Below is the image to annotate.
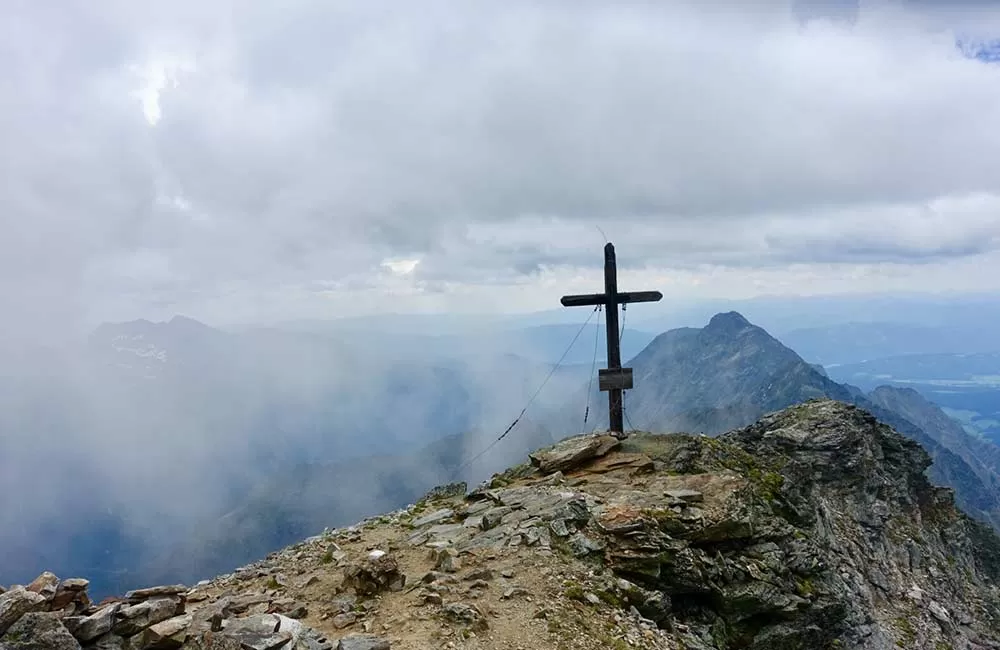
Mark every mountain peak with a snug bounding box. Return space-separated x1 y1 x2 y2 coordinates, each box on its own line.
6 402 999 649
705 310 752 334
167 315 215 332
611 312 849 435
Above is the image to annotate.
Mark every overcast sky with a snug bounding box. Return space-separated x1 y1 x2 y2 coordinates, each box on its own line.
2 0 1000 337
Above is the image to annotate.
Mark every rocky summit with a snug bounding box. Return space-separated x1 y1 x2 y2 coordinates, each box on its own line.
5 400 1000 650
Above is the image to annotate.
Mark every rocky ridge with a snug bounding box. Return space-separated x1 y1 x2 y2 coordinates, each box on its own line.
4 399 1000 649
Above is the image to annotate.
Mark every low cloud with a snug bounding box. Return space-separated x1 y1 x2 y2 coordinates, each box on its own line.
3 1 1000 326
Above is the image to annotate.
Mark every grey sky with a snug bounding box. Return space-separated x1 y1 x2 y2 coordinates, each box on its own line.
2 0 1000 336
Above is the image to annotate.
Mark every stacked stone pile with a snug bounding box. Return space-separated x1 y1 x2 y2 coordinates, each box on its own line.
0 573 339 650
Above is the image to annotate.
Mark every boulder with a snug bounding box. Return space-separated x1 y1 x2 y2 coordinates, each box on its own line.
26 573 60 601
431 548 461 573
0 612 81 650
179 633 243 650
51 579 90 611
336 635 390 650
112 596 183 635
141 613 193 649
528 434 620 474
219 614 291 650
91 635 129 650
0 589 47 636
331 613 356 629
567 532 605 556
343 554 405 595
73 604 121 642
440 602 488 632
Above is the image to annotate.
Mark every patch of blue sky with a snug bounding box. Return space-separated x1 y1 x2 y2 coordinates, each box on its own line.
956 38 1000 63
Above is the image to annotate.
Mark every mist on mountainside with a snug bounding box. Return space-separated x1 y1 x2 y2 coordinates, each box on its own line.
0 315 600 596
6 293 1000 597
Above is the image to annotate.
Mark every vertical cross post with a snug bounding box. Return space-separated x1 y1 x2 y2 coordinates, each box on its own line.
602 244 625 435
560 242 662 437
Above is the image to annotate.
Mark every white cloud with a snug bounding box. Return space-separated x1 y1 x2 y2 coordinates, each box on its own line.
2 0 1000 333
129 53 196 126
381 258 421 276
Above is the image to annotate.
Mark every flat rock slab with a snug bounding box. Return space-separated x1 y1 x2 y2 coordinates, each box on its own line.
112 596 181 635
665 489 705 503
528 435 620 474
410 509 454 528
583 453 655 475
141 613 192 649
124 585 187 602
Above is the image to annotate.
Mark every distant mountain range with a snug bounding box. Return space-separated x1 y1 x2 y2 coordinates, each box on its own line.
826 351 1000 443
4 308 1000 599
779 322 1000 366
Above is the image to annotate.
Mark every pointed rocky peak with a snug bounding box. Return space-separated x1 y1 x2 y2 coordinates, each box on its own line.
611 312 851 436
167 315 215 333
725 399 932 487
871 384 923 402
704 310 753 335
92 316 217 340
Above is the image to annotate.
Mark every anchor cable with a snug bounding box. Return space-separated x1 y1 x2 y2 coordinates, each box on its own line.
623 392 638 433
447 305 600 481
619 303 627 346
583 305 602 428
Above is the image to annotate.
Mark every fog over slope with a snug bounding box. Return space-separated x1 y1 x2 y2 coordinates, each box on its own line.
0 316 594 595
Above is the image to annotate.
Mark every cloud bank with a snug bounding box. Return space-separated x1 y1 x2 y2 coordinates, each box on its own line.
2 0 1000 333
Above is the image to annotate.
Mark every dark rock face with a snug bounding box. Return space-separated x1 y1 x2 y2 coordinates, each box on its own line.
869 385 1000 519
396 399 1000 647
542 402 986 647
586 311 856 436
672 400 1000 649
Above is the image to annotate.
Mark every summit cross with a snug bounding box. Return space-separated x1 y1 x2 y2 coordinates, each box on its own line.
561 242 662 438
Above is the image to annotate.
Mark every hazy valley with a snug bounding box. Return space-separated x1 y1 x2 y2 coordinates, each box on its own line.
4 296 1000 603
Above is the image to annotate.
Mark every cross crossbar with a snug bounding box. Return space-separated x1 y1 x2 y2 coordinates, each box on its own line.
560 290 663 308
560 242 661 437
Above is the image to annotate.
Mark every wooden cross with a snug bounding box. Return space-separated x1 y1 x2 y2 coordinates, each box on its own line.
561 243 662 437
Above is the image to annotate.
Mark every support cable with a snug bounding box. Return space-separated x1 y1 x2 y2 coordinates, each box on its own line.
619 303 633 433
583 305 603 428
448 305 600 481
